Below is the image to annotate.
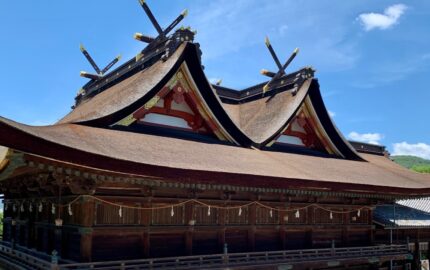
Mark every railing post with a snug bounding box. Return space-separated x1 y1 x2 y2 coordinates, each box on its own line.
51 250 59 270
223 243 228 264
406 236 410 251
331 240 335 256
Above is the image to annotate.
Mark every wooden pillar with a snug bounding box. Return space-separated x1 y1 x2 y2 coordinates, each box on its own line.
248 204 256 252
185 229 194 256
342 211 350 247
143 231 150 258
306 229 313 249
22 221 29 247
42 226 49 253
79 228 93 262
82 197 95 227
10 220 17 249
414 241 421 270
54 227 62 256
185 202 194 255
79 197 96 262
218 207 226 253
141 199 151 258
307 206 314 248
369 227 375 246
279 209 287 249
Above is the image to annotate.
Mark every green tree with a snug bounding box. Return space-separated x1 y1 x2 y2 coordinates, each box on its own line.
412 165 430 174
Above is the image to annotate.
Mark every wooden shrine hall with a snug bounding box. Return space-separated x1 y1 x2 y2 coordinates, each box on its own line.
1 1 430 269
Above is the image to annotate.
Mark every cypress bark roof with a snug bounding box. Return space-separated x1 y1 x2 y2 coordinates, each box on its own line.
1 116 430 196
0 41 428 197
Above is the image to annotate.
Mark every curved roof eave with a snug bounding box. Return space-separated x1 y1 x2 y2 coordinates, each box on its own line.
1 117 430 196
306 80 363 160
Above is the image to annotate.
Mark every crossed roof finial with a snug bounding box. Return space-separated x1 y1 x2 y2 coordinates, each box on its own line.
261 36 299 96
134 0 188 45
79 44 121 81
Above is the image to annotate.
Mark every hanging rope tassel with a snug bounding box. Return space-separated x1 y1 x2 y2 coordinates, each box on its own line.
238 207 242 216
357 209 361 217
207 206 211 216
29 203 33 213
171 206 175 217
68 204 73 216
330 211 333 220
20 204 25 212
119 206 123 218
295 210 300 218
51 204 56 215
269 209 273 218
38 202 43 213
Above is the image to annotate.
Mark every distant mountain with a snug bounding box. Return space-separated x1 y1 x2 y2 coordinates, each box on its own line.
392 155 430 174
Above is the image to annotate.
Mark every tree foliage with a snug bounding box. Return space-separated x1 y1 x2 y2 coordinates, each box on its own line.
392 155 430 174
412 165 430 174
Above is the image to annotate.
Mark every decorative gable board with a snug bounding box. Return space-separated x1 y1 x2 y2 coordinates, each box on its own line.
112 64 234 141
272 97 343 157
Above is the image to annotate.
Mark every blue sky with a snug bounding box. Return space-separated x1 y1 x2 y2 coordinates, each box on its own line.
0 1 429 159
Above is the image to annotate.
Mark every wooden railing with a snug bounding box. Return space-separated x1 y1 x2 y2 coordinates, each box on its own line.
0 244 52 270
58 245 410 270
0 244 410 270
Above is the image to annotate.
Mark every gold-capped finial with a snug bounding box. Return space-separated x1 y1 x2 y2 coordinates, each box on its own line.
265 36 270 47
294 48 300 54
79 44 85 52
80 71 87 77
263 84 270 93
260 69 269 75
116 54 122 61
139 0 145 5
182 9 188 17
134 33 143 40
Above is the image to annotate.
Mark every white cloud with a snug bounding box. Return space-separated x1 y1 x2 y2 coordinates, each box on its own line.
278 24 289 36
358 4 407 31
348 131 383 145
392 142 430 160
328 110 336 118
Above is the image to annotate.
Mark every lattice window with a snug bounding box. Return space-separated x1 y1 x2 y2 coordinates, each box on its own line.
350 209 369 224
283 209 307 224
95 202 140 225
256 206 279 224
151 205 185 225
62 202 82 225
194 205 218 225
314 208 343 224
226 207 248 224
